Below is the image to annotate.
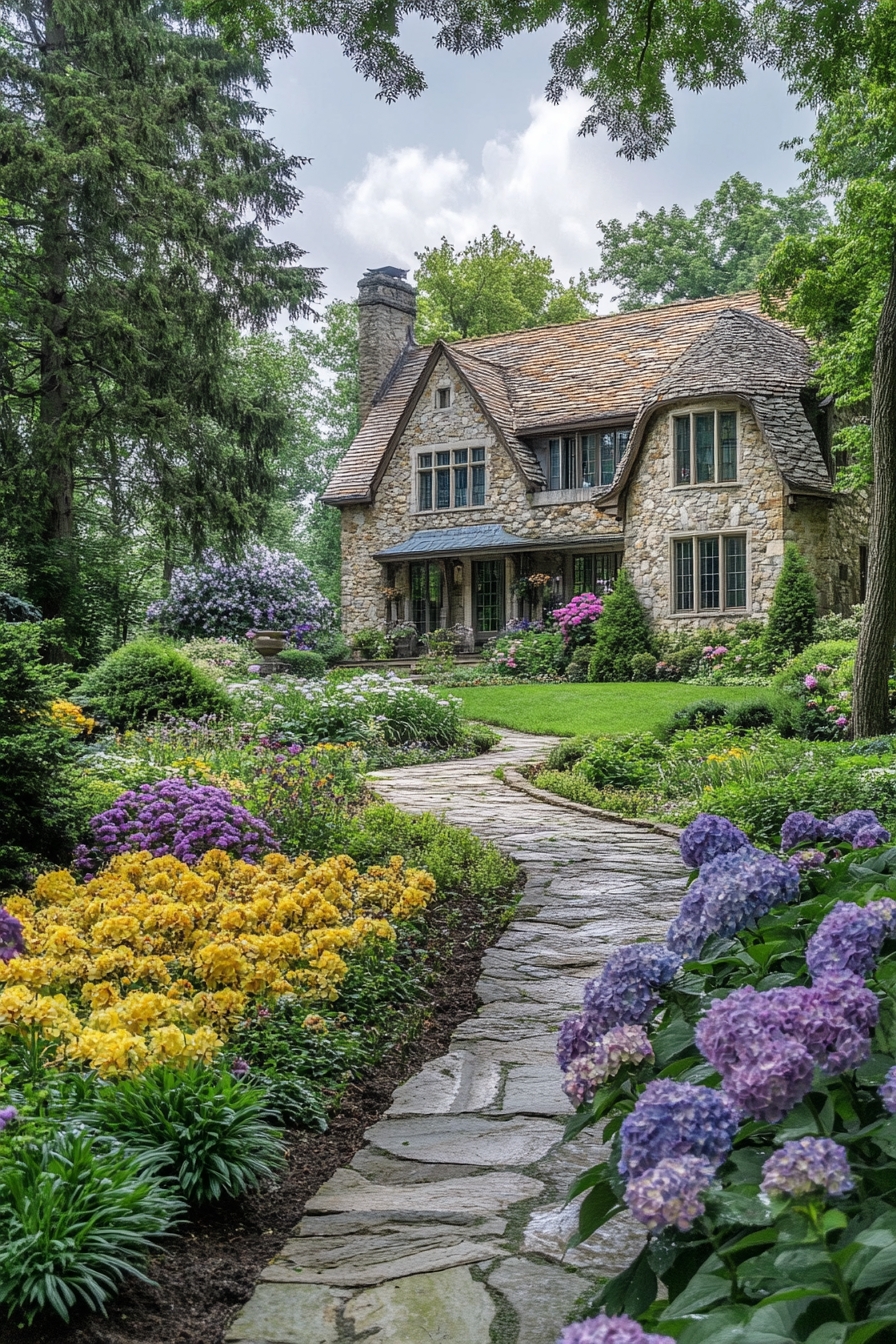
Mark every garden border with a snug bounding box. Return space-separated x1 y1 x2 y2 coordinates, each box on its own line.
497 765 683 839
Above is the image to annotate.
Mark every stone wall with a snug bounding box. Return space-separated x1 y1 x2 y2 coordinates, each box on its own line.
357 272 417 422
788 488 870 616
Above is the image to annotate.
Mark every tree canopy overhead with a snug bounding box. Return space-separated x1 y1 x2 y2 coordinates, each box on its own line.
598 173 829 311
414 228 599 341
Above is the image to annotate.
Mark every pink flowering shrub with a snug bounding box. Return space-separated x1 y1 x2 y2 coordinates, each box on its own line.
551 592 604 648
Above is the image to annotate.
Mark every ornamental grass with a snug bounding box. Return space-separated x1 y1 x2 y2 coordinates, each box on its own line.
0 848 435 1077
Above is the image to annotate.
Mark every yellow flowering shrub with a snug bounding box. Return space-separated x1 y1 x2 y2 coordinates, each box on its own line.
1 849 435 1077
50 699 96 736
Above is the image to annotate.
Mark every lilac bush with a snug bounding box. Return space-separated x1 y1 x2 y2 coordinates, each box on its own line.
760 1137 854 1200
624 1155 716 1231
582 944 681 1031
74 778 278 877
667 845 799 959
0 908 25 962
806 899 896 980
147 545 333 641
679 813 750 870
557 1314 673 1344
618 1079 740 1179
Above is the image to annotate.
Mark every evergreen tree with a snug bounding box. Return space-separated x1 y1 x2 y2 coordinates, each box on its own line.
588 570 654 683
0 0 321 647
764 543 818 661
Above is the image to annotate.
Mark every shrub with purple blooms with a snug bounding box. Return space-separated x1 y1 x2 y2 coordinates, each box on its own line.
555 807 896 1342
74 778 278 878
557 1314 672 1344
147 545 333 641
551 592 605 648
678 812 749 870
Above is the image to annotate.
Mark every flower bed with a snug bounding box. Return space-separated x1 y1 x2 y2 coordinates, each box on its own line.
554 808 896 1343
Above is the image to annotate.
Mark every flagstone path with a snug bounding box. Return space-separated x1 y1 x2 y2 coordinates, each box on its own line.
226 731 688 1344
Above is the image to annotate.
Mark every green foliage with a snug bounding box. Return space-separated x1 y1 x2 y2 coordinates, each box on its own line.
80 1065 285 1206
486 629 567 679
588 571 653 683
0 623 92 889
772 640 859 693
462 722 502 754
723 698 777 730
630 652 657 681
764 544 818 661
278 648 326 678
545 736 594 772
0 1129 181 1324
659 698 731 739
178 637 252 680
414 228 599 341
351 628 393 660
77 639 231 729
578 733 665 789
816 605 864 641
598 173 828 310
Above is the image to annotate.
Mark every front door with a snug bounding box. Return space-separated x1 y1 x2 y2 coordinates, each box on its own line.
410 562 442 633
474 558 504 636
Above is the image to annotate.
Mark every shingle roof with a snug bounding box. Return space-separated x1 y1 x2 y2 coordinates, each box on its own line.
323 292 829 504
602 309 831 498
372 525 530 558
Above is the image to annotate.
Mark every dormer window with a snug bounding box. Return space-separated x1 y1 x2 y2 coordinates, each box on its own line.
673 409 738 485
435 386 452 410
546 428 631 491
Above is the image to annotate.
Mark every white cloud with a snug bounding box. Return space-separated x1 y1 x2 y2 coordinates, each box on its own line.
336 95 631 283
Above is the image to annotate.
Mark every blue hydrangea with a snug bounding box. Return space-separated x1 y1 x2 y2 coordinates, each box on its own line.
624 1155 716 1231
582 944 681 1032
760 1138 853 1199
830 810 890 847
781 811 835 851
879 1065 896 1114
557 1314 673 1344
679 813 750 871
806 899 896 980
667 846 800 959
556 1012 602 1073
560 1025 653 1105
618 1079 740 1179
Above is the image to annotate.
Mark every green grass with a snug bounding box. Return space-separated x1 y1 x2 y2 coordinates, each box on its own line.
453 683 773 737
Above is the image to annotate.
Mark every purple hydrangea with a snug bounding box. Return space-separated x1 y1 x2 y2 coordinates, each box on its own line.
781 811 836 851
74 779 278 877
618 1079 740 1179
830 810 891 847
624 1155 716 1231
557 1313 673 1344
679 813 750 871
806 899 896 980
760 1138 854 1200
0 908 25 963
557 1012 602 1073
695 975 879 1121
879 1065 896 1114
582 945 681 1032
0 1106 17 1130
790 849 827 872
147 543 333 641
560 1025 653 1106
667 846 800 960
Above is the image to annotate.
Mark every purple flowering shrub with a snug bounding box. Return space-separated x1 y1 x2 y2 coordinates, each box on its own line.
147 545 333 641
557 1313 672 1344
679 813 750 870
551 592 605 648
0 908 25 962
74 778 278 878
555 808 896 1341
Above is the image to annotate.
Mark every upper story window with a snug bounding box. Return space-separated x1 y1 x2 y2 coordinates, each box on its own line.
547 428 631 491
435 386 452 410
673 409 738 486
417 446 486 511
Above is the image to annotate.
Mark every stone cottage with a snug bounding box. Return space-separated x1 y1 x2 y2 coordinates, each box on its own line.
323 266 869 643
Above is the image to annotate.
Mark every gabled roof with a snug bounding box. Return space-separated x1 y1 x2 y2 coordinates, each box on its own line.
323 292 830 505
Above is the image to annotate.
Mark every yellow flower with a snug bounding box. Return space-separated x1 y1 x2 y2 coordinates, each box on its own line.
50 699 96 736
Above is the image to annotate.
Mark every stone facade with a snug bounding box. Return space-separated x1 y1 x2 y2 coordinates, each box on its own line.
357 271 417 422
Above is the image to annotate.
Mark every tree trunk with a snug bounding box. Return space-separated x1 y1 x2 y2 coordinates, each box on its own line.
852 241 896 737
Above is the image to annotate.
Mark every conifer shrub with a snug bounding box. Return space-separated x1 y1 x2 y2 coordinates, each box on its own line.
77 639 230 729
587 569 654 682
763 542 818 661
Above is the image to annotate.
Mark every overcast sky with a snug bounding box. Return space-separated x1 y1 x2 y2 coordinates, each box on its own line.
262 19 815 310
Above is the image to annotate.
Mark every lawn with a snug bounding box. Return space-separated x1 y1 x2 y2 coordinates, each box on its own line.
452 682 773 736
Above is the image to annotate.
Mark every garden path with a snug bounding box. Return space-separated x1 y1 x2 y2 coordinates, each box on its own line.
226 731 688 1344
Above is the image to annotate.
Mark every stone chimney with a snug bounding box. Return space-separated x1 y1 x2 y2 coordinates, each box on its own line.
357 266 417 423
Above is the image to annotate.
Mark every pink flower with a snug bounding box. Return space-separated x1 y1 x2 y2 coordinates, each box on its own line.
804 675 818 690
815 664 833 673
836 715 849 727
702 646 714 656
826 705 837 714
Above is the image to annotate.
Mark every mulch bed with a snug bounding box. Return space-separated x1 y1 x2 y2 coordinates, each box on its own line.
3 889 513 1344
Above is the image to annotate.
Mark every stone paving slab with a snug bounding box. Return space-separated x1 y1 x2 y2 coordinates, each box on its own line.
226 729 688 1344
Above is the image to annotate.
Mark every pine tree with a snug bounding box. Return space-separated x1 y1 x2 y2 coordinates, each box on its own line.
764 543 818 661
0 0 321 644
588 570 654 683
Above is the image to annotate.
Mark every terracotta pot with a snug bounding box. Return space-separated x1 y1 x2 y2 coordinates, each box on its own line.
252 629 287 658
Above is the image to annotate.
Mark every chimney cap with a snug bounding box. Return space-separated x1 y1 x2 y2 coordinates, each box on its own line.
365 265 408 280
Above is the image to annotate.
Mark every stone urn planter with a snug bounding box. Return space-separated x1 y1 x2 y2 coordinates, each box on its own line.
251 630 287 676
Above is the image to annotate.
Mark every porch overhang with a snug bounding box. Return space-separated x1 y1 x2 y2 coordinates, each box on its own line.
372 525 623 561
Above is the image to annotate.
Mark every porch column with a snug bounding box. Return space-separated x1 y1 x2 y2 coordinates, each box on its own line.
504 556 513 630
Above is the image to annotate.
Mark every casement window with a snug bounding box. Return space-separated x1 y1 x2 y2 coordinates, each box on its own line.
673 410 738 485
573 552 622 595
435 385 452 410
547 429 630 490
417 447 485 511
475 558 503 633
673 534 748 612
